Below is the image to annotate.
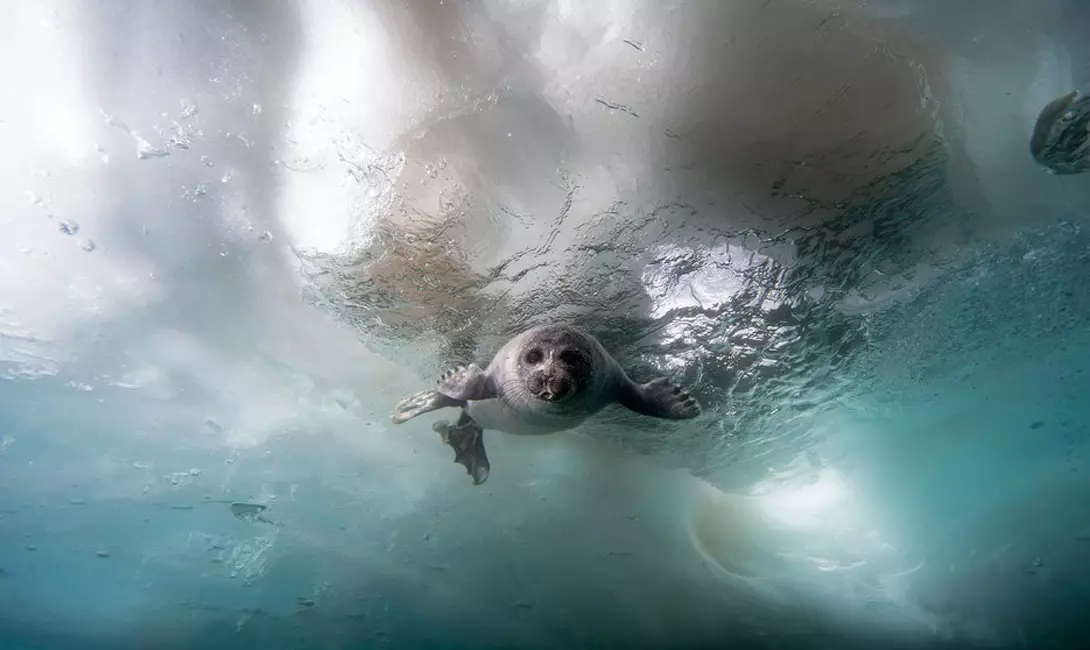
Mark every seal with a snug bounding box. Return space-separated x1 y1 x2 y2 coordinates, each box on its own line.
391 324 701 484
1030 90 1090 175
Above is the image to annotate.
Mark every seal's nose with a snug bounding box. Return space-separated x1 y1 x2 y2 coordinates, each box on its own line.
534 370 563 401
531 365 572 402
544 375 569 401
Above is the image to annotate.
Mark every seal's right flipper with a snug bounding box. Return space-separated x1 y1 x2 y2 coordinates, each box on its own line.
437 364 496 401
433 415 490 485
617 377 701 420
391 390 462 424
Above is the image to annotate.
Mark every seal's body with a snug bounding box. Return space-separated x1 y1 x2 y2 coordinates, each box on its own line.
391 324 701 484
463 397 581 437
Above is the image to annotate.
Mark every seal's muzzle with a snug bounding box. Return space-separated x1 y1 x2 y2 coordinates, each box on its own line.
528 368 574 402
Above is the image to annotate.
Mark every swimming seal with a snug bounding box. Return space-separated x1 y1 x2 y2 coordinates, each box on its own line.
391 324 701 484
1030 90 1090 175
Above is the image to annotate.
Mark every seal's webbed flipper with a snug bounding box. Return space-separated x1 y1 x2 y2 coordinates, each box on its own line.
437 364 496 401
617 377 701 420
391 390 463 424
433 414 490 485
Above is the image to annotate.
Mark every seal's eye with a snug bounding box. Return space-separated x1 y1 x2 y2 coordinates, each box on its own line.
558 350 581 366
524 348 543 364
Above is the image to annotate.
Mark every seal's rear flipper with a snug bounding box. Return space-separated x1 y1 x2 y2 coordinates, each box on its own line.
618 377 701 420
391 390 463 424
433 415 490 485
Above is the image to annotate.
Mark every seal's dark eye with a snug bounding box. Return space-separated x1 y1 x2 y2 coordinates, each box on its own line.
558 350 581 366
524 348 543 364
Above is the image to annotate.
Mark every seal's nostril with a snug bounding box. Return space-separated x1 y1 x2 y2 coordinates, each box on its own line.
549 378 567 395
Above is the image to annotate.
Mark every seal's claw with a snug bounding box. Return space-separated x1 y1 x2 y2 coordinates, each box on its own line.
434 417 490 485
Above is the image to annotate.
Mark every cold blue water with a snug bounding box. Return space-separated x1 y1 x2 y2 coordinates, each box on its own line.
1 1 1089 649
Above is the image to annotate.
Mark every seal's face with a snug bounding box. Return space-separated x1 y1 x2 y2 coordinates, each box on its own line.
517 331 593 404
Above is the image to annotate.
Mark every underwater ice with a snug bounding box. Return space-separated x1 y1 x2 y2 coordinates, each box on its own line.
1 1 1089 648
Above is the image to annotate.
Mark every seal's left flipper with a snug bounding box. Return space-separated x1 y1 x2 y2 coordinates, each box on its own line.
433 413 490 485
617 377 701 420
437 364 496 401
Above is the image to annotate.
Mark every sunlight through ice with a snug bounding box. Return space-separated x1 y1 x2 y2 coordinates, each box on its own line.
752 466 854 529
278 1 416 256
0 1 157 373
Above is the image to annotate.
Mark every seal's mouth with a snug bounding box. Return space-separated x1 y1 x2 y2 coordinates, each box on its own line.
528 371 575 403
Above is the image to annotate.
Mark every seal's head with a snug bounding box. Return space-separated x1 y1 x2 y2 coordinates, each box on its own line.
516 326 595 404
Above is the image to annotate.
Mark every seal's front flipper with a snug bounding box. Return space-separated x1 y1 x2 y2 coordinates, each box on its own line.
437 363 496 401
618 377 701 420
391 390 462 424
433 416 490 485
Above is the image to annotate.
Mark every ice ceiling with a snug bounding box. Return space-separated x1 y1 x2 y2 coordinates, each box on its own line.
1 1 1089 649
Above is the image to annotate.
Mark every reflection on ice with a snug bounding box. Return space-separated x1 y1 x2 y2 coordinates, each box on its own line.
641 242 774 320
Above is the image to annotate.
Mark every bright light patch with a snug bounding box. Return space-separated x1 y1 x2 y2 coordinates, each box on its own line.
752 467 854 529
0 4 99 165
277 1 421 256
641 242 766 319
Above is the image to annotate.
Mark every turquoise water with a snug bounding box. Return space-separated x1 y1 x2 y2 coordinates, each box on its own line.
1 1 1089 648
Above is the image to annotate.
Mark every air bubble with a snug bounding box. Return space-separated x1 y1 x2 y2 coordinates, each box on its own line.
136 137 170 160
179 100 199 119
